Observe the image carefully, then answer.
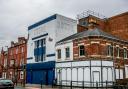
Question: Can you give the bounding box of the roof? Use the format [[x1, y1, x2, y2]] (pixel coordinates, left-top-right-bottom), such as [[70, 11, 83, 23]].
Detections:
[[56, 28, 128, 45]]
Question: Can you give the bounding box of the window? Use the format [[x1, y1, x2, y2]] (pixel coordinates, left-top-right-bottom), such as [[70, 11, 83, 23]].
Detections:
[[35, 55, 38, 62], [10, 50, 12, 55], [16, 48, 18, 54], [39, 40, 41, 47], [107, 45, 113, 56], [34, 41, 39, 48], [41, 54, 45, 61], [20, 58, 24, 66], [21, 47, 24, 53], [65, 48, 70, 58], [79, 45, 85, 56], [4, 58, 7, 67], [57, 49, 61, 59], [20, 71, 24, 79], [10, 72, 12, 79], [34, 41, 37, 48], [10, 59, 14, 66], [41, 39, 46, 47], [117, 47, 120, 57], [124, 48, 127, 59], [3, 72, 6, 79], [34, 39, 46, 62]]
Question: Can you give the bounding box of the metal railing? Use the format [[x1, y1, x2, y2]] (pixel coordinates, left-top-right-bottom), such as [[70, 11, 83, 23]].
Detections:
[[54, 80, 128, 89]]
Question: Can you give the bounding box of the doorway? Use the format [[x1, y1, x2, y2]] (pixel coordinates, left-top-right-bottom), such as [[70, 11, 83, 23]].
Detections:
[[92, 71, 100, 86]]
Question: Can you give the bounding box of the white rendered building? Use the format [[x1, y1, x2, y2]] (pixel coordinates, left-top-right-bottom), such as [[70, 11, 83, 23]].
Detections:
[[26, 14, 77, 84]]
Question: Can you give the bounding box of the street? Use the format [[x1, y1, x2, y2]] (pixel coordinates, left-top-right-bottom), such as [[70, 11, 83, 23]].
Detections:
[[15, 86, 58, 89], [15, 86, 40, 89]]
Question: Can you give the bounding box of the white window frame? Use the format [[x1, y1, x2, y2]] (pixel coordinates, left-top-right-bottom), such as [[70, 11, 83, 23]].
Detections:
[[117, 47, 120, 58], [57, 49, 61, 59], [20, 71, 24, 79], [65, 47, 70, 59], [107, 45, 113, 57], [124, 48, 127, 59]]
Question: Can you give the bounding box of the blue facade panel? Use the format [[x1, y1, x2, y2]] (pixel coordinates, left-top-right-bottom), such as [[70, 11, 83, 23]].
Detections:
[[38, 47, 46, 55], [34, 48, 39, 56], [34, 47, 46, 56], [26, 61, 55, 85], [48, 70, 55, 85], [28, 14, 56, 30], [26, 71, 32, 84]]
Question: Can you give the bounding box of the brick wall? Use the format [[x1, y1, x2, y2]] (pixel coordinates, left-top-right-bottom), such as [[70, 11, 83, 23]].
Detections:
[[78, 12, 128, 41], [8, 38, 27, 83], [73, 37, 128, 65], [106, 12, 128, 41]]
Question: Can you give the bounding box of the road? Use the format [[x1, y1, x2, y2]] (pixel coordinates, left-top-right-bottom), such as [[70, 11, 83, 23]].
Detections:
[[15, 86, 58, 89]]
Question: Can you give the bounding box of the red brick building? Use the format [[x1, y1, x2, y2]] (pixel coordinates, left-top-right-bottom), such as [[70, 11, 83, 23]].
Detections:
[[56, 11, 128, 86], [77, 11, 128, 41], [0, 37, 27, 84], [0, 49, 8, 78]]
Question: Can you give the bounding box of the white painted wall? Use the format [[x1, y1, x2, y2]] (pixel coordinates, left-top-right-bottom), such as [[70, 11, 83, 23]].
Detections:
[[55, 41, 73, 62], [125, 65, 128, 78], [27, 14, 77, 64], [56, 60, 114, 86]]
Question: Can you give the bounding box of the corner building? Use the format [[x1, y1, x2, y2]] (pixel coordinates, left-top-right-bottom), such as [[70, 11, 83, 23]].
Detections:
[[55, 24, 128, 87]]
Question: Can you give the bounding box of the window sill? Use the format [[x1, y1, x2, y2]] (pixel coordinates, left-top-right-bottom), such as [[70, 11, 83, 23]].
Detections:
[[107, 56, 112, 58], [65, 58, 70, 60], [116, 57, 120, 59], [124, 58, 128, 59], [79, 56, 85, 58]]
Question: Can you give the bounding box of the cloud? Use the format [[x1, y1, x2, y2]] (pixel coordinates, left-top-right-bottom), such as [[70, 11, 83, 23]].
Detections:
[[0, 0, 127, 48]]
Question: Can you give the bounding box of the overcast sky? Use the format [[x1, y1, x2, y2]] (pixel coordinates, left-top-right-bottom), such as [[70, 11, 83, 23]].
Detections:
[[0, 0, 128, 49]]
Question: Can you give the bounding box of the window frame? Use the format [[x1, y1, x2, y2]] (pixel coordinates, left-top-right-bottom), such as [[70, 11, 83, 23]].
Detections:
[[65, 47, 70, 59], [107, 45, 113, 57], [79, 45, 85, 57], [57, 49, 61, 59], [124, 48, 127, 59]]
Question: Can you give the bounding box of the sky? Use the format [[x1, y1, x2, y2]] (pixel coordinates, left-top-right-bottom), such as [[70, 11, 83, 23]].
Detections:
[[0, 0, 128, 49]]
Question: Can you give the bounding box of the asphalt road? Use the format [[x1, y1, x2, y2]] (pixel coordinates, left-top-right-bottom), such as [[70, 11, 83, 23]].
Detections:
[[15, 86, 59, 89], [15, 86, 41, 89]]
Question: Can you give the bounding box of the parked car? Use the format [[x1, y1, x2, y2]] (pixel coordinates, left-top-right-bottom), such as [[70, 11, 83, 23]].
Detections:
[[0, 79, 14, 89]]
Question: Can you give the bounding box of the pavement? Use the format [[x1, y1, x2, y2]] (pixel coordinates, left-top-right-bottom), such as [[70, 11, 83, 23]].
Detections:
[[14, 84, 59, 89]]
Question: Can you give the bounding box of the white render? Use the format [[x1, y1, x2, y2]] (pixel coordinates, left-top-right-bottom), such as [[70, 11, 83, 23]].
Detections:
[[56, 60, 115, 86], [27, 14, 77, 63], [125, 65, 128, 78], [56, 41, 73, 62]]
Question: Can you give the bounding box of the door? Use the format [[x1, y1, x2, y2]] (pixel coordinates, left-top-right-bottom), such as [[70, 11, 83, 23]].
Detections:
[[92, 71, 100, 86]]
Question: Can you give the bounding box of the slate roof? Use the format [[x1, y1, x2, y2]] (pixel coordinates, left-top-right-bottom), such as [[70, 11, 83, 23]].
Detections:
[[56, 28, 128, 45]]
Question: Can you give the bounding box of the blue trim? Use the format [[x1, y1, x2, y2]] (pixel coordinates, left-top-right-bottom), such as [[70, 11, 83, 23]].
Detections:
[[27, 57, 33, 60], [47, 53, 55, 57], [32, 33, 48, 40], [26, 61, 55, 70], [28, 14, 56, 30]]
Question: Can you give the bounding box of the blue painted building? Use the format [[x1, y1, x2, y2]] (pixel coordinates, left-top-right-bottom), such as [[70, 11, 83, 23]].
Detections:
[[27, 14, 77, 84]]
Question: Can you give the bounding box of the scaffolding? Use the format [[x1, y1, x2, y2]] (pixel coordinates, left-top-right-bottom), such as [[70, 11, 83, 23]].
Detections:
[[77, 10, 107, 20]]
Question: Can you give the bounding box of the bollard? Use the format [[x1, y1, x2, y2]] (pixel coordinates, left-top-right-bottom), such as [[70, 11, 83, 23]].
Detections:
[[40, 80, 43, 89], [60, 81, 62, 89], [96, 81, 98, 89], [70, 81, 72, 89], [82, 81, 84, 89], [106, 81, 107, 89]]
